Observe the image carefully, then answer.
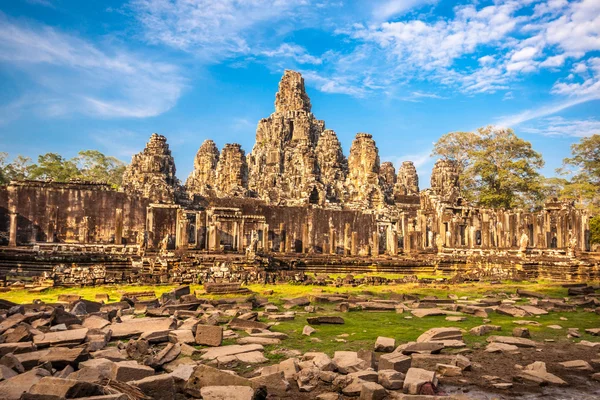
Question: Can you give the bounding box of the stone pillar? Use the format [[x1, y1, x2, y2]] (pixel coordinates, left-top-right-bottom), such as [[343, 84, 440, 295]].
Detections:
[[263, 223, 269, 251], [195, 213, 203, 249], [404, 231, 412, 253], [279, 223, 286, 253], [389, 231, 397, 255], [351, 232, 358, 256], [329, 227, 336, 255], [344, 223, 351, 256], [176, 210, 189, 250], [46, 206, 58, 243], [146, 207, 155, 248], [232, 221, 239, 251], [238, 219, 245, 251], [372, 231, 379, 256], [302, 223, 309, 253], [208, 223, 220, 251], [115, 208, 123, 245], [9, 212, 17, 247], [79, 217, 90, 244]]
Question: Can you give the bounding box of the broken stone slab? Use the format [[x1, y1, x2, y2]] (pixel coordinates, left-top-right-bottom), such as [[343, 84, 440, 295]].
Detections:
[[378, 369, 405, 390], [358, 302, 397, 311], [110, 361, 155, 382], [374, 336, 395, 352], [517, 305, 548, 315], [82, 316, 110, 330], [200, 344, 264, 361], [417, 327, 462, 343], [512, 327, 531, 338], [394, 342, 444, 355], [559, 360, 593, 371], [168, 329, 195, 344], [130, 374, 176, 400], [519, 361, 567, 386], [146, 343, 181, 368], [91, 348, 129, 362], [283, 297, 310, 309], [436, 363, 462, 377], [333, 351, 369, 374], [261, 358, 299, 379], [0, 314, 27, 334], [229, 318, 269, 331], [303, 325, 317, 336], [403, 368, 438, 395], [195, 324, 223, 346], [33, 327, 88, 347], [250, 371, 290, 393], [200, 385, 257, 400], [516, 289, 547, 299], [104, 317, 177, 339], [237, 337, 281, 345], [0, 342, 37, 357], [410, 308, 446, 318], [496, 304, 528, 317], [250, 331, 288, 339], [3, 324, 33, 343], [469, 325, 501, 336], [1, 353, 25, 373], [487, 335, 537, 348], [359, 381, 387, 400], [184, 364, 264, 398], [378, 353, 411, 373], [513, 320, 541, 326], [307, 316, 345, 325], [0, 368, 52, 400], [27, 377, 104, 398], [16, 347, 87, 370], [485, 343, 520, 353], [409, 354, 471, 372], [585, 328, 600, 336]]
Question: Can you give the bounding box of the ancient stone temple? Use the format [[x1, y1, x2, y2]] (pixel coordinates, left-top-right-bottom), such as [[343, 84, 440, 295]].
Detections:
[[0, 70, 592, 268], [122, 133, 178, 204]]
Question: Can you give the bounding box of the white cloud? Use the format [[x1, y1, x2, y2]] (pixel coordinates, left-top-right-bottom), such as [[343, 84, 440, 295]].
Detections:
[[0, 13, 185, 118], [261, 44, 322, 65], [520, 116, 600, 137], [128, 0, 313, 61], [371, 0, 437, 21]]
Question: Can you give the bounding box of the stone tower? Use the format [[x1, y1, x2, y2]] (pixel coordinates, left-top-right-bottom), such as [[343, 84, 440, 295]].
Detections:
[[122, 133, 178, 203], [379, 161, 396, 203], [316, 129, 348, 203], [186, 139, 219, 197], [396, 161, 419, 196], [430, 159, 460, 203], [215, 143, 248, 197], [248, 70, 326, 204], [346, 133, 384, 208]]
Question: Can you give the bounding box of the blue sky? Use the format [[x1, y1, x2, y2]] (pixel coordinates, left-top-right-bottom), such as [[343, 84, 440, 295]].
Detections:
[[0, 0, 599, 187]]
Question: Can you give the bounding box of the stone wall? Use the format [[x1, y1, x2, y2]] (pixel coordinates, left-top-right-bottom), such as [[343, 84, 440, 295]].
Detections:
[[0, 181, 148, 246]]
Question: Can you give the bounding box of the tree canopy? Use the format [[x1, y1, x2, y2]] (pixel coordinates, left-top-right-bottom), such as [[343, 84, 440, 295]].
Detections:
[[432, 126, 545, 209], [0, 150, 126, 188]]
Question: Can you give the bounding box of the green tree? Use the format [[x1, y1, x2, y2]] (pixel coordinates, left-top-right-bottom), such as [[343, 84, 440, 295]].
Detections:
[[4, 155, 32, 181], [432, 126, 545, 209], [28, 153, 79, 182], [557, 134, 600, 214], [0, 152, 7, 184], [591, 216, 600, 246], [73, 150, 126, 188]]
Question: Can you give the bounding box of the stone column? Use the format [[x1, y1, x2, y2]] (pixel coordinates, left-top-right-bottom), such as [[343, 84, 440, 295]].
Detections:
[[79, 216, 90, 244], [9, 212, 17, 247], [302, 223, 309, 253], [176, 210, 189, 250], [233, 221, 239, 251], [344, 223, 351, 256], [195, 213, 203, 249], [238, 219, 245, 251], [115, 208, 123, 246], [279, 223, 286, 253], [351, 232, 358, 256], [329, 227, 336, 255], [146, 207, 155, 248], [46, 206, 58, 243], [263, 223, 269, 251], [372, 231, 379, 256], [389, 231, 397, 255], [209, 223, 220, 251]]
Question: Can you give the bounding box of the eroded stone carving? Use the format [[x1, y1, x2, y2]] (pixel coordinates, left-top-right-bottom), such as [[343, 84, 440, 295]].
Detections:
[[215, 143, 248, 197], [430, 159, 460, 203], [396, 161, 419, 196], [316, 129, 348, 203], [379, 161, 396, 204], [346, 133, 384, 208], [186, 140, 219, 197], [122, 133, 178, 203]]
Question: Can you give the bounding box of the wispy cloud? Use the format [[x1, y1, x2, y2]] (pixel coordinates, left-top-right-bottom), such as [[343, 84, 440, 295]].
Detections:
[[520, 116, 600, 138], [371, 0, 438, 21], [0, 13, 185, 118]]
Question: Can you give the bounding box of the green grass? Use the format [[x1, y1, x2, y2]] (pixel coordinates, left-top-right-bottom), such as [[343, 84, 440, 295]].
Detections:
[[2, 279, 599, 362]]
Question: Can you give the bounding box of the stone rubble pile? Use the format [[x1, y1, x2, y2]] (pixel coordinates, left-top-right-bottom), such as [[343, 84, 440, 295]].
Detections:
[[0, 284, 599, 399]]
